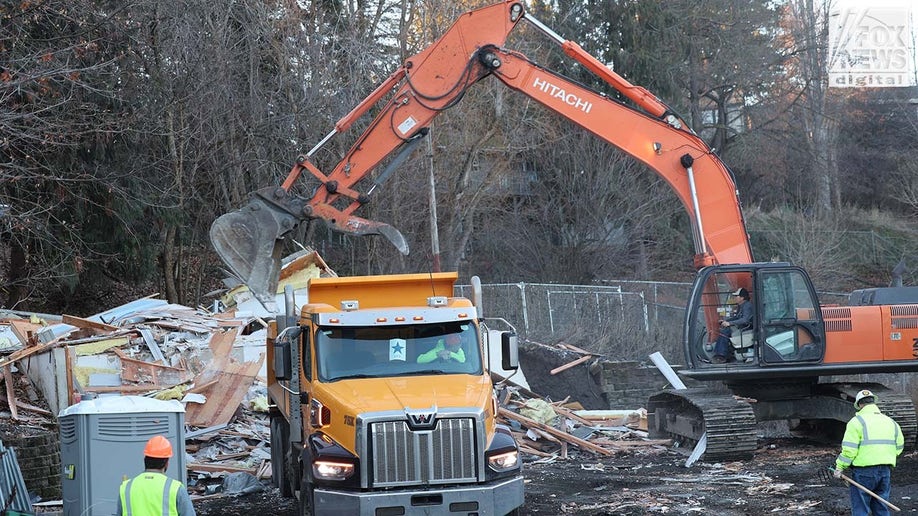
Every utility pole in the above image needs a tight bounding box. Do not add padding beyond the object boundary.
[427,127,441,272]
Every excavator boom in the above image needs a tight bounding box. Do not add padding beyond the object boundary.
[210,1,525,303]
[210,0,752,304]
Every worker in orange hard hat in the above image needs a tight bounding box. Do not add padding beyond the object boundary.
[116,435,196,516]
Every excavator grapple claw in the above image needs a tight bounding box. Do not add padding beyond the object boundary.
[308,202,409,255]
[326,215,410,256]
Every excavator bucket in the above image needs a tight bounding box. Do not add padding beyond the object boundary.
[209,194,296,310]
[210,190,410,310]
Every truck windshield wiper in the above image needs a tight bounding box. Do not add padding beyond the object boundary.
[331,374,376,381]
[401,369,448,376]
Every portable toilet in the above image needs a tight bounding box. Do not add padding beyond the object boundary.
[59,396,186,516]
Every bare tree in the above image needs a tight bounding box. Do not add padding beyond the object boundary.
[779,0,841,212]
[0,0,160,310]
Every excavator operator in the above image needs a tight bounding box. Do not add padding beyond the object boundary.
[708,288,753,364]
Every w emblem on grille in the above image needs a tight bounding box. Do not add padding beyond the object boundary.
[406,407,437,429]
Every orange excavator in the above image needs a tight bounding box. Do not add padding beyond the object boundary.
[210,0,918,459]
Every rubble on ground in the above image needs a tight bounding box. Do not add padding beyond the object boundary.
[495,382,665,460]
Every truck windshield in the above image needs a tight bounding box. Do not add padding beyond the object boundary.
[316,322,483,381]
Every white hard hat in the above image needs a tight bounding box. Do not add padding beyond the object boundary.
[854,389,876,407]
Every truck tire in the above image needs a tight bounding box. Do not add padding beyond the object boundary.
[270,415,292,497]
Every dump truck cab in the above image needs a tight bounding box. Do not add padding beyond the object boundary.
[267,272,524,516]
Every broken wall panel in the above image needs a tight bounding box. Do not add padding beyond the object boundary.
[22,347,69,415]
[184,329,265,428]
[115,349,193,386]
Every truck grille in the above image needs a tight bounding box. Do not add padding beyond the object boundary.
[369,418,477,487]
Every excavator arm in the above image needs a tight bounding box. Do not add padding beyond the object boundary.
[210,0,753,306]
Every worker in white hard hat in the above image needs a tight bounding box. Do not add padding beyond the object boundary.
[834,389,904,516]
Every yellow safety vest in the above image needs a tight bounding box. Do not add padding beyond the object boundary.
[119,471,181,516]
[835,404,904,469]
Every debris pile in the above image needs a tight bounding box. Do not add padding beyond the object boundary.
[0,250,338,506]
[186,413,273,480]
[496,386,669,459]
[0,301,275,502]
[0,302,265,426]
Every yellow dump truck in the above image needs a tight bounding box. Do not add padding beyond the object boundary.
[267,272,524,515]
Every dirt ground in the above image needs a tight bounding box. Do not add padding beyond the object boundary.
[192,436,918,515]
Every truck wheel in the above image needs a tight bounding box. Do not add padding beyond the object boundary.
[270,415,292,497]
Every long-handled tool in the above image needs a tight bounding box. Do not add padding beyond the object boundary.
[822,467,901,512]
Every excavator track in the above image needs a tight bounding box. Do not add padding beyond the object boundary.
[648,389,758,461]
[819,383,918,450]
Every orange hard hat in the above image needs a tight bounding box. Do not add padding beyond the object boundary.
[144,435,173,458]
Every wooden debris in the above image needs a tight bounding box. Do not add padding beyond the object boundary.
[214,451,253,461]
[15,399,51,416]
[558,342,599,356]
[188,463,257,475]
[255,460,270,480]
[114,348,192,385]
[7,320,43,347]
[0,396,52,417]
[496,372,663,458]
[499,407,613,456]
[62,314,118,333]
[0,337,67,369]
[549,355,592,375]
[187,379,219,395]
[552,405,594,427]
[518,444,557,457]
[81,385,158,394]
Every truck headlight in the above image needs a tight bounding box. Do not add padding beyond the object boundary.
[485,425,522,479]
[313,460,356,481]
[487,450,519,471]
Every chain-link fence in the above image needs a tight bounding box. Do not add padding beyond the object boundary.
[457,280,859,362]
[456,281,692,361]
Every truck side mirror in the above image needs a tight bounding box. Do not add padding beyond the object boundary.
[274,326,300,381]
[500,331,519,371]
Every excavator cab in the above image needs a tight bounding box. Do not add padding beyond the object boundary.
[686,263,826,370]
